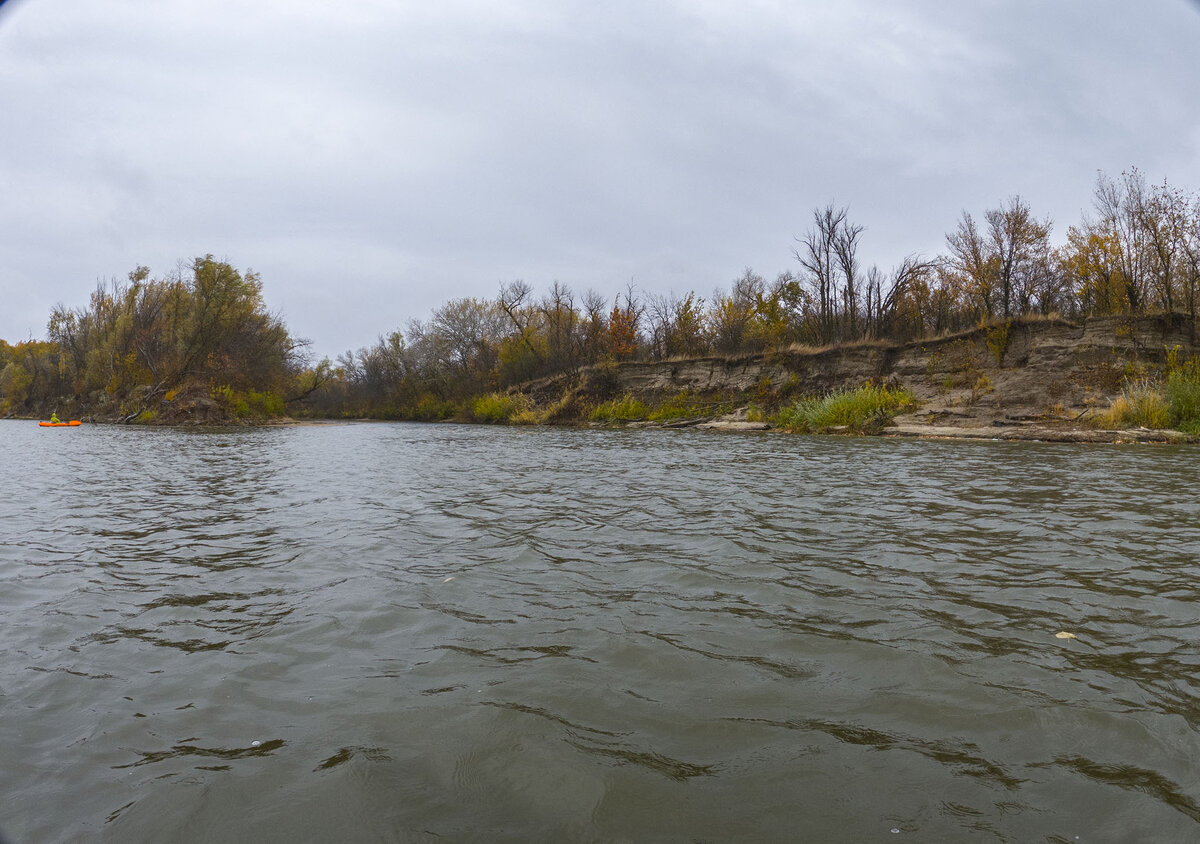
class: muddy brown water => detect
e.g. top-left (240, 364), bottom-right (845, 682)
top-left (2, 420), bottom-right (1199, 842)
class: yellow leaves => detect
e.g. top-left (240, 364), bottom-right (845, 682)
top-left (608, 303), bottom-right (639, 360)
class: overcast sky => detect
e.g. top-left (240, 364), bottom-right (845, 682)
top-left (2, 0), bottom-right (1199, 359)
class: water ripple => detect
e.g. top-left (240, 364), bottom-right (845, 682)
top-left (3, 422), bottom-right (1200, 842)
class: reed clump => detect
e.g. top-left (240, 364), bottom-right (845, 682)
top-left (589, 394), bottom-right (648, 423)
top-left (773, 383), bottom-right (917, 433)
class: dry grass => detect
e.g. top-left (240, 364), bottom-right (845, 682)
top-left (1096, 380), bottom-right (1171, 429)
top-left (1095, 347), bottom-right (1200, 433)
top-left (779, 337), bottom-right (893, 356)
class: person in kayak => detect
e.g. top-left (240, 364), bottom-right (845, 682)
top-left (50, 411), bottom-right (60, 423)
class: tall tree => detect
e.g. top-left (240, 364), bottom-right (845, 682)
top-left (833, 215), bottom-right (864, 336)
top-left (795, 204), bottom-right (863, 342)
top-left (946, 197), bottom-right (1054, 318)
top-left (607, 286), bottom-right (642, 360)
top-left (946, 211), bottom-right (996, 318)
top-left (1092, 169), bottom-right (1152, 313)
top-left (709, 269), bottom-right (763, 354)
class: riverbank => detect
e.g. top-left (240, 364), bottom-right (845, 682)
top-left (21, 313), bottom-right (1198, 443)
top-left (517, 312), bottom-right (1200, 443)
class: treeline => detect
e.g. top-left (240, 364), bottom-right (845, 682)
top-left (3, 167), bottom-right (1199, 422)
top-left (309, 167), bottom-right (1200, 419)
top-left (0, 256), bottom-right (309, 420)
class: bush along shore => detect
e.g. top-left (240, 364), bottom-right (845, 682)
top-left (0, 257), bottom-right (319, 426)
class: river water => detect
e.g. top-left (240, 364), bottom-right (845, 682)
top-left (2, 420), bottom-right (1199, 843)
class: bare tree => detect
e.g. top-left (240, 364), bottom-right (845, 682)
top-left (1183, 196), bottom-right (1200, 337)
top-left (539, 281), bottom-right (578, 372)
top-left (864, 256), bottom-right (933, 337)
top-left (1135, 178), bottom-right (1192, 314)
top-left (985, 196), bottom-right (1054, 316)
top-left (497, 280), bottom-right (533, 331)
top-left (833, 216), bottom-right (865, 335)
top-left (497, 280), bottom-right (543, 366)
top-left (1093, 170), bottom-right (1152, 312)
top-left (946, 197), bottom-right (1054, 319)
top-left (429, 298), bottom-right (507, 383)
top-left (645, 292), bottom-right (674, 360)
top-left (579, 289), bottom-right (608, 364)
top-left (794, 204), bottom-right (846, 341)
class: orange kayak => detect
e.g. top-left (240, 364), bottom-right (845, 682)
top-left (39, 420), bottom-right (82, 427)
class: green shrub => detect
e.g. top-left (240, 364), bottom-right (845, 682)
top-left (647, 389), bottom-right (697, 421)
top-left (773, 383), bottom-right (917, 433)
top-left (245, 389), bottom-right (285, 417)
top-left (472, 392), bottom-right (525, 424)
top-left (589, 394), bottom-right (648, 423)
top-left (412, 393), bottom-right (457, 421)
top-left (1166, 371), bottom-right (1200, 430)
top-left (1097, 348), bottom-right (1200, 432)
top-left (1177, 417), bottom-right (1200, 436)
top-left (985, 320), bottom-right (1011, 364)
top-left (211, 385), bottom-right (285, 419)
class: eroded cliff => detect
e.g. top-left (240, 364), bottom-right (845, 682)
top-left (526, 313), bottom-right (1199, 440)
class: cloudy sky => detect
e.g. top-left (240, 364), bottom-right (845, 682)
top-left (2, 0), bottom-right (1199, 359)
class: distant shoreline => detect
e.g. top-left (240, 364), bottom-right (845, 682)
top-left (10, 313), bottom-right (1198, 444)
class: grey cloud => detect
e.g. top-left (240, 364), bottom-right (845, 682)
top-left (2, 0), bottom-right (1198, 357)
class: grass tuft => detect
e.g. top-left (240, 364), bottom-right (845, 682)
top-left (472, 392), bottom-right (527, 424)
top-left (773, 383), bottom-right (917, 433)
top-left (1166, 369), bottom-right (1200, 432)
top-left (1095, 347), bottom-right (1200, 433)
top-left (589, 394), bottom-right (648, 423)
top-left (1097, 379), bottom-right (1171, 429)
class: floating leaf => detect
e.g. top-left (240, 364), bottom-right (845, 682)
top-left (1055, 631), bottom-right (1077, 639)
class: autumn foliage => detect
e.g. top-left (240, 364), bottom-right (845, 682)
top-left (2, 256), bottom-right (306, 420)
